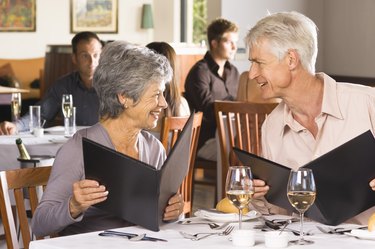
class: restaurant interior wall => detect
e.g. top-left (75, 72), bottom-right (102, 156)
top-left (1, 0), bottom-right (375, 80)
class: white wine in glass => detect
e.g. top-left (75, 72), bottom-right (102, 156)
top-left (225, 166), bottom-right (254, 229)
top-left (62, 94), bottom-right (73, 136)
top-left (11, 93), bottom-right (22, 122)
top-left (287, 168), bottom-right (316, 245)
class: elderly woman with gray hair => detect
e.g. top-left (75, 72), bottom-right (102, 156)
top-left (31, 41), bottom-right (184, 237)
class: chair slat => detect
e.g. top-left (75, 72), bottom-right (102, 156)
top-left (0, 166), bottom-right (52, 249)
top-left (215, 101), bottom-right (277, 199)
top-left (160, 113), bottom-right (203, 217)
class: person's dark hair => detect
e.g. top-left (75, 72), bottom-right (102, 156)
top-left (93, 41), bottom-right (172, 119)
top-left (71, 31), bottom-right (102, 54)
top-left (146, 42), bottom-right (182, 116)
top-left (207, 18), bottom-right (238, 50)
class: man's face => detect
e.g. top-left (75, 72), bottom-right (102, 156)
top-left (72, 38), bottom-right (102, 82)
top-left (248, 39), bottom-right (291, 100)
top-left (212, 31), bottom-right (238, 60)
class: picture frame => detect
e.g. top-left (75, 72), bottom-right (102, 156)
top-left (0, 0), bottom-right (36, 32)
top-left (70, 0), bottom-right (118, 34)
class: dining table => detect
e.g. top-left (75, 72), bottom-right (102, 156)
top-left (0, 126), bottom-right (86, 170)
top-left (29, 214), bottom-right (375, 249)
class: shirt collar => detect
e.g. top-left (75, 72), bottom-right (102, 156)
top-left (281, 72), bottom-right (344, 136)
top-left (204, 51), bottom-right (233, 74)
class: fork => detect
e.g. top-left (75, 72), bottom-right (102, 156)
top-left (178, 220), bottom-right (230, 229)
top-left (179, 225), bottom-right (234, 241)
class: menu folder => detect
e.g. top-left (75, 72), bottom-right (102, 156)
top-left (83, 113), bottom-right (193, 232)
top-left (233, 130), bottom-right (375, 225)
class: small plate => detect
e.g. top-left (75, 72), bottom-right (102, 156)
top-left (17, 155), bottom-right (54, 163)
top-left (345, 229), bottom-right (375, 240)
top-left (194, 209), bottom-right (258, 222)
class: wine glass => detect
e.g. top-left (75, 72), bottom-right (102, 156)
top-left (62, 94), bottom-right (73, 136)
top-left (11, 93), bottom-right (22, 122)
top-left (287, 168), bottom-right (316, 245)
top-left (225, 166), bottom-right (254, 229)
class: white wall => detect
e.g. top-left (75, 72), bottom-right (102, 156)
top-left (218, 0), bottom-right (324, 74)
top-left (2, 0), bottom-right (375, 79)
top-left (0, 0), bottom-right (155, 59)
top-left (323, 0), bottom-right (375, 78)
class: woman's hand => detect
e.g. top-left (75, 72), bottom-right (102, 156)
top-left (163, 193), bottom-right (184, 221)
top-left (69, 179), bottom-right (108, 218)
top-left (253, 179), bottom-right (269, 198)
top-left (370, 179), bottom-right (375, 191)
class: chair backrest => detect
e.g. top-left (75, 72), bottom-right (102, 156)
top-left (160, 112), bottom-right (203, 216)
top-left (0, 166), bottom-right (52, 249)
top-left (214, 100), bottom-right (277, 198)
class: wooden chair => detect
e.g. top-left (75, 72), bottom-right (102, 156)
top-left (160, 112), bottom-right (203, 217)
top-left (0, 166), bottom-right (52, 249)
top-left (214, 100), bottom-right (278, 199)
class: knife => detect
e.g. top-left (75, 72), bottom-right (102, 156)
top-left (99, 230), bottom-right (168, 242)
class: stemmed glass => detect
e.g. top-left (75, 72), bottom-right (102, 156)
top-left (225, 166), bottom-right (254, 229)
top-left (11, 93), bottom-right (22, 122)
top-left (287, 168), bottom-right (316, 245)
top-left (61, 94), bottom-right (73, 136)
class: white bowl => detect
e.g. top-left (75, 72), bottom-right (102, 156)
top-left (264, 231), bottom-right (289, 248)
top-left (232, 229), bottom-right (256, 247)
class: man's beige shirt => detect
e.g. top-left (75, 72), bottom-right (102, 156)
top-left (260, 73), bottom-right (375, 225)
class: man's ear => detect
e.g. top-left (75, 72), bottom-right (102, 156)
top-left (211, 39), bottom-right (218, 50)
top-left (287, 49), bottom-right (299, 70)
top-left (71, 54), bottom-right (77, 65)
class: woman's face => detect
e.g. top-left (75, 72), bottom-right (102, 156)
top-left (126, 80), bottom-right (168, 130)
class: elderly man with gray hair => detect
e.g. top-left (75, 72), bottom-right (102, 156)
top-left (247, 11), bottom-right (375, 225)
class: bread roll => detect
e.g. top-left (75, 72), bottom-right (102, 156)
top-left (216, 197), bottom-right (249, 214)
top-left (368, 212), bottom-right (375, 232)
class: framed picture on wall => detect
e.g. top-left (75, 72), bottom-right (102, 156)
top-left (70, 0), bottom-right (118, 33)
top-left (0, 0), bottom-right (36, 32)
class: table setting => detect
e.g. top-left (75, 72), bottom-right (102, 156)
top-left (29, 164), bottom-right (375, 249)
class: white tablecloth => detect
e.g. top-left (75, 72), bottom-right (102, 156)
top-left (29, 216), bottom-right (375, 249)
top-left (0, 126), bottom-right (84, 170)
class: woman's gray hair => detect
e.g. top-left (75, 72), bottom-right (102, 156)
top-left (93, 41), bottom-right (173, 119)
top-left (245, 11), bottom-right (318, 74)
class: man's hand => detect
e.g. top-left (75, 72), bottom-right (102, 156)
top-left (69, 179), bottom-right (108, 218)
top-left (163, 193), bottom-right (184, 221)
top-left (253, 179), bottom-right (269, 198)
top-left (0, 121), bottom-right (17, 135)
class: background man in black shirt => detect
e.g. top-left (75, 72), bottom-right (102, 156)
top-left (0, 31), bottom-right (102, 135)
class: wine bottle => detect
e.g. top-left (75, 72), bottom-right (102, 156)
top-left (16, 138), bottom-right (31, 160)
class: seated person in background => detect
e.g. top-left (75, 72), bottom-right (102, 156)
top-left (146, 41), bottom-right (190, 138)
top-left (184, 18), bottom-right (240, 161)
top-left (247, 11), bottom-right (375, 225)
top-left (236, 71), bottom-right (280, 103)
top-left (0, 31), bottom-right (102, 135)
top-left (31, 41), bottom-right (184, 237)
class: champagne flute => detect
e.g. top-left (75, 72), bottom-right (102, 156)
top-left (287, 168), bottom-right (316, 245)
top-left (11, 93), bottom-right (22, 122)
top-left (62, 94), bottom-right (73, 136)
top-left (225, 166), bottom-right (254, 229)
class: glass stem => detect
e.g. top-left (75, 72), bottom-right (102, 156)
top-left (299, 212), bottom-right (304, 241)
top-left (238, 208), bottom-right (243, 229)
top-left (64, 117), bottom-right (69, 135)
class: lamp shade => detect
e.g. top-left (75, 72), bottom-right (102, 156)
top-left (141, 4), bottom-right (154, 29)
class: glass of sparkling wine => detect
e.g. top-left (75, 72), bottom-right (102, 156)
top-left (62, 94), bottom-right (73, 136)
top-left (287, 168), bottom-right (316, 245)
top-left (225, 166), bottom-right (254, 229)
top-left (11, 93), bottom-right (22, 122)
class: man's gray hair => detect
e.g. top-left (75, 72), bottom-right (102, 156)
top-left (245, 11), bottom-right (318, 74)
top-left (93, 41), bottom-right (173, 119)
